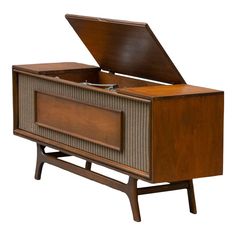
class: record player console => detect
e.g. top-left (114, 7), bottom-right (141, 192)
top-left (13, 14), bottom-right (224, 221)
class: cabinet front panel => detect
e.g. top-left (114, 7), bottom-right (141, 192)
top-left (18, 74), bottom-right (151, 174)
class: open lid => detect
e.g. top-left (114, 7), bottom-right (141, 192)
top-left (65, 14), bottom-right (185, 84)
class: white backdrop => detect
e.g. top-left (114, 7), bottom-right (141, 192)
top-left (0, 0), bottom-right (235, 235)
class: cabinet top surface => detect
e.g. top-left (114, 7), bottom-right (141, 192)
top-left (65, 14), bottom-right (185, 85)
top-left (118, 84), bottom-right (223, 99)
top-left (13, 62), bottom-right (99, 74)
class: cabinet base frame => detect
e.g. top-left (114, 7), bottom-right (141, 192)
top-left (35, 143), bottom-right (197, 222)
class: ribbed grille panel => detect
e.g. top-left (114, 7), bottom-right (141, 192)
top-left (18, 74), bottom-right (150, 172)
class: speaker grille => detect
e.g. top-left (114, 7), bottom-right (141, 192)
top-left (18, 74), bottom-right (150, 173)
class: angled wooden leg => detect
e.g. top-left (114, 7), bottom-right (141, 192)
top-left (32, 144), bottom-right (197, 221)
top-left (126, 177), bottom-right (141, 222)
top-left (187, 180), bottom-right (197, 214)
top-left (34, 144), bottom-right (45, 180)
top-left (85, 161), bottom-right (92, 170)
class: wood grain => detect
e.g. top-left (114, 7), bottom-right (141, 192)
top-left (13, 62), bottom-right (99, 74)
top-left (152, 93), bottom-right (224, 182)
top-left (65, 14), bottom-right (185, 84)
top-left (118, 84), bottom-right (222, 99)
top-left (36, 92), bottom-right (123, 151)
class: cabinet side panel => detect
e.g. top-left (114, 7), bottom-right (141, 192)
top-left (18, 74), bottom-right (151, 174)
top-left (152, 93), bottom-right (224, 182)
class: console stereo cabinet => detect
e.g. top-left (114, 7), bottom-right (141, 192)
top-left (12, 14), bottom-right (224, 222)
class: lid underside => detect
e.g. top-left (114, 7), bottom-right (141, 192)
top-left (65, 14), bottom-right (185, 84)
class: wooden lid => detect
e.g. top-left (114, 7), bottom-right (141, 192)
top-left (65, 14), bottom-right (185, 84)
top-left (118, 84), bottom-right (223, 99)
top-left (13, 62), bottom-right (99, 74)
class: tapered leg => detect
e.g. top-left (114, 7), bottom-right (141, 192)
top-left (32, 143), bottom-right (197, 221)
top-left (127, 177), bottom-right (141, 222)
top-left (34, 144), bottom-right (45, 180)
top-left (187, 180), bottom-right (197, 214)
top-left (85, 161), bottom-right (92, 170)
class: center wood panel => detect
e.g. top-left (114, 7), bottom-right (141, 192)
top-left (35, 92), bottom-right (123, 151)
